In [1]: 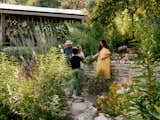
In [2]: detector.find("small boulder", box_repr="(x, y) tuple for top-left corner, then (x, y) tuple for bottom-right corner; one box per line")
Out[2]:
(94, 113), (113, 120)
(71, 102), (88, 115)
(75, 106), (97, 120)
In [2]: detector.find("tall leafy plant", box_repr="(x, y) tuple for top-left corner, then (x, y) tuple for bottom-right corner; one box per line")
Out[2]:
(0, 53), (20, 119)
(124, 16), (160, 120)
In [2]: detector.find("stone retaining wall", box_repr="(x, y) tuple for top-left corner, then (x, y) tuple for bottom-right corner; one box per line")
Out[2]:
(84, 53), (160, 84)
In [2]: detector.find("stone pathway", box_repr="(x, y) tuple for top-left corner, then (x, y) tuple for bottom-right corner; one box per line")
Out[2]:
(64, 88), (123, 120)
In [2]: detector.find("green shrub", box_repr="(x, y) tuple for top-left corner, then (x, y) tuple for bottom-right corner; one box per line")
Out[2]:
(68, 23), (106, 56)
(0, 53), (21, 119)
(97, 83), (130, 117)
(0, 47), (71, 119)
(86, 75), (112, 95)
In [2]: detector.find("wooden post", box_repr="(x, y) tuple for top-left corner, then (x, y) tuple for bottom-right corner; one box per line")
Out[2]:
(2, 14), (6, 47)
(0, 13), (2, 49)
(0, 13), (5, 49)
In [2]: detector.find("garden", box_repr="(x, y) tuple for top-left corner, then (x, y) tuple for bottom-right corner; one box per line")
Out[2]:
(1, 0), (160, 120)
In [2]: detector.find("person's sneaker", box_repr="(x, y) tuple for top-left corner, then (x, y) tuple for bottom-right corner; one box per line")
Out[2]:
(72, 94), (76, 98)
(72, 90), (77, 97)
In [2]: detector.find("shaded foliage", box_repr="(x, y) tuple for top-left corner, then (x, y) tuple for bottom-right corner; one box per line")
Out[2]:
(68, 23), (106, 56)
(36, 0), (60, 8)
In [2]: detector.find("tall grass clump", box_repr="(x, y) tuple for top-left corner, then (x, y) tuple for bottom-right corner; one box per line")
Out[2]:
(0, 47), (71, 119)
(3, 20), (69, 60)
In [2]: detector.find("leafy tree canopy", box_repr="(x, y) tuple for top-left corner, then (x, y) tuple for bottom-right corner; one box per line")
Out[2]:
(89, 0), (160, 57)
(15, 0), (60, 8)
(90, 0), (160, 26)
(36, 0), (60, 8)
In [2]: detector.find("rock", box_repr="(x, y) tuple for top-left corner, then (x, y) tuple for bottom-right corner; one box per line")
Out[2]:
(71, 102), (88, 115)
(98, 113), (106, 116)
(120, 60), (125, 64)
(111, 60), (117, 64)
(115, 115), (123, 120)
(94, 113), (114, 120)
(85, 101), (94, 107)
(94, 114), (113, 120)
(76, 112), (93, 120)
(75, 105), (97, 120)
(94, 116), (108, 120)
(86, 105), (97, 117)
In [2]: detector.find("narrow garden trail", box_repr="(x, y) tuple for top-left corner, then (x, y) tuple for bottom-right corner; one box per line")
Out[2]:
(65, 84), (122, 120)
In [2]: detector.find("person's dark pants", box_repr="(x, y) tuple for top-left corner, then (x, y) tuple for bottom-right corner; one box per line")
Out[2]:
(72, 69), (84, 96)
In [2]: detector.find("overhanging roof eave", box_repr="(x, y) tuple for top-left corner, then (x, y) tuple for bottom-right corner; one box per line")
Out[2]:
(0, 3), (86, 20)
(0, 10), (85, 20)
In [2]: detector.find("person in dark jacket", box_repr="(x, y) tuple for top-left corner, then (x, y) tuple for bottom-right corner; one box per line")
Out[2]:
(70, 48), (85, 96)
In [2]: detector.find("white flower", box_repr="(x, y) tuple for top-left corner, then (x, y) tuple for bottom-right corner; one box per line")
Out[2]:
(117, 87), (129, 94)
(100, 95), (105, 99)
(51, 95), (60, 105)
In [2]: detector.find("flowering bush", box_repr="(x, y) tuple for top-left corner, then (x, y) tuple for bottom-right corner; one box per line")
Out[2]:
(97, 83), (129, 117)
(0, 47), (71, 119)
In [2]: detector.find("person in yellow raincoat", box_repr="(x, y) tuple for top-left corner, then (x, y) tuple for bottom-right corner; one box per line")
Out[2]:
(92, 40), (111, 79)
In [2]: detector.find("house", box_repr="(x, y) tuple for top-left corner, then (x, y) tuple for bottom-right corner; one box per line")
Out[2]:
(0, 3), (86, 47)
